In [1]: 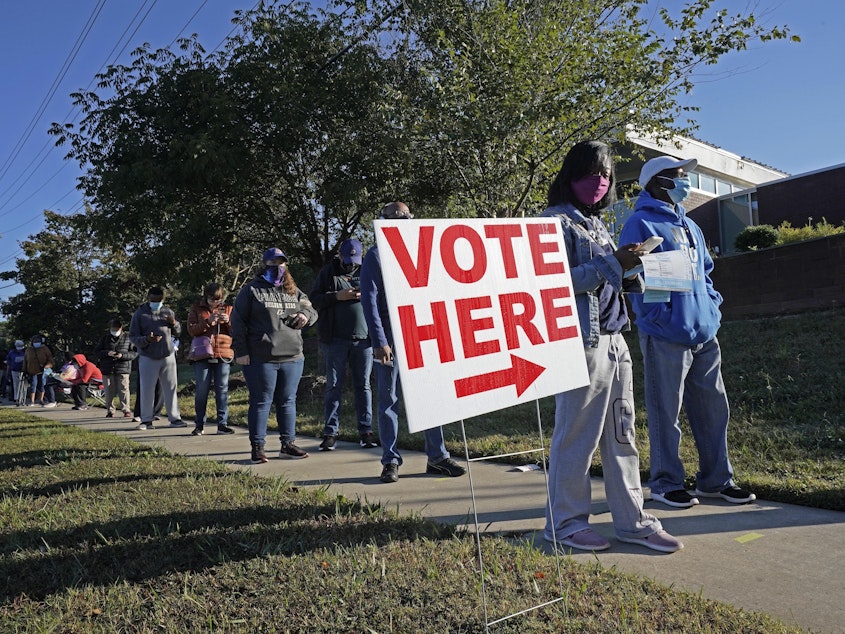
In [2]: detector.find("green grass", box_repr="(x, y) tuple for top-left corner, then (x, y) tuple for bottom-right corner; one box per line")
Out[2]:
(0, 413), (802, 633)
(179, 309), (845, 512)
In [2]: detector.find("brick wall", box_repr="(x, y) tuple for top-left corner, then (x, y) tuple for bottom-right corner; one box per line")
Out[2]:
(709, 233), (845, 319)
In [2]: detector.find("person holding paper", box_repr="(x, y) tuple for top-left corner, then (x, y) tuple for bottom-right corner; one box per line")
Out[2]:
(620, 156), (756, 509)
(540, 141), (682, 553)
(360, 202), (466, 484)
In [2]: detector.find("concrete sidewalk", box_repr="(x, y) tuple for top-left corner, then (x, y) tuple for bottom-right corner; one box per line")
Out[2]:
(10, 404), (844, 633)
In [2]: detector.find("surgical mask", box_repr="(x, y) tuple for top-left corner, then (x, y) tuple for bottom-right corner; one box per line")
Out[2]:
(263, 264), (286, 287)
(659, 176), (692, 204)
(110, 329), (121, 336)
(149, 301), (163, 312)
(33, 342), (42, 349)
(571, 174), (610, 206)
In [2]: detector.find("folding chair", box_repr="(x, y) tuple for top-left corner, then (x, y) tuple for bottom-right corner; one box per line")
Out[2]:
(86, 381), (106, 407)
(16, 373), (31, 407)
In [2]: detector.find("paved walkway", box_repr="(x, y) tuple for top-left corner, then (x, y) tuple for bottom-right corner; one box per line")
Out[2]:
(9, 404), (844, 633)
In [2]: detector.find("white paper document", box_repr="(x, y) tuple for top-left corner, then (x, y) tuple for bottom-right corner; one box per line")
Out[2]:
(640, 250), (693, 293)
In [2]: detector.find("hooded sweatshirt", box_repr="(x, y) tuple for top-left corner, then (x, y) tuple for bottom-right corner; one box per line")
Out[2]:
(619, 190), (723, 346)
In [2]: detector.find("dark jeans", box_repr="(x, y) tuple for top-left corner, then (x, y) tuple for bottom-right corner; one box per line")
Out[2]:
(322, 338), (373, 437)
(193, 360), (231, 428)
(242, 358), (304, 446)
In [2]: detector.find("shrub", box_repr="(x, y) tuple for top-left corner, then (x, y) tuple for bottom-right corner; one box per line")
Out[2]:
(734, 224), (778, 251)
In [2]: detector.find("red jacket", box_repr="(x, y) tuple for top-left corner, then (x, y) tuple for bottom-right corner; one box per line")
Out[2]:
(187, 300), (235, 361)
(70, 354), (102, 385)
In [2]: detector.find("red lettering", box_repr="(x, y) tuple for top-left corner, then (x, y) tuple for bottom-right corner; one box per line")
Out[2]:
(455, 296), (500, 359)
(498, 292), (544, 350)
(441, 224), (486, 283)
(398, 302), (455, 369)
(484, 224), (523, 279)
(527, 223), (566, 276)
(382, 225), (434, 288)
(540, 287), (578, 342)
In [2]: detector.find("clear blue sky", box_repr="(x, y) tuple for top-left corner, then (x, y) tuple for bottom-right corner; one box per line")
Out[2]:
(1, 1), (842, 307)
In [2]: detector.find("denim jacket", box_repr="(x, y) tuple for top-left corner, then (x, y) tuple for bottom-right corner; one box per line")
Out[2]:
(540, 203), (642, 347)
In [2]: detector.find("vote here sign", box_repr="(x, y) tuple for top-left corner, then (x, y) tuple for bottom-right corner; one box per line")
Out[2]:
(375, 217), (589, 432)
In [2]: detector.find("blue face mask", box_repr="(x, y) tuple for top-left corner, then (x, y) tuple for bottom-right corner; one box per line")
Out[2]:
(149, 301), (163, 312)
(659, 176), (692, 204)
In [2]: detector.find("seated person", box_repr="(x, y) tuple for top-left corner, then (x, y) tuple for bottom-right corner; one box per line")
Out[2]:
(45, 354), (103, 410)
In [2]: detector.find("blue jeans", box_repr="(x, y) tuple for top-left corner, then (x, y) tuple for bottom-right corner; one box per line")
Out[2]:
(375, 353), (448, 466)
(193, 360), (231, 428)
(242, 358), (304, 446)
(639, 334), (735, 495)
(322, 338), (373, 437)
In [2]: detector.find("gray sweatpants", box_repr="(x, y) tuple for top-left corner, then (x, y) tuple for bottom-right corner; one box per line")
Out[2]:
(544, 333), (661, 542)
(138, 354), (180, 424)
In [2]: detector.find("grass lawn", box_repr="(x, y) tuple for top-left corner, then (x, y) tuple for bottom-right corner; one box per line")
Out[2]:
(1, 309), (839, 631)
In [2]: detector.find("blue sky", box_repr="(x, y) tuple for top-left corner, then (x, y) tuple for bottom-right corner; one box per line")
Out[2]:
(1, 1), (843, 307)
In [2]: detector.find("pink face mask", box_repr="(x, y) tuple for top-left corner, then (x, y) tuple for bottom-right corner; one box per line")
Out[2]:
(571, 174), (610, 206)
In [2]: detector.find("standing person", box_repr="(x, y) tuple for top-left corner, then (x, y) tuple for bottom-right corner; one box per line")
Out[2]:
(187, 283), (235, 436)
(94, 319), (137, 418)
(540, 141), (682, 553)
(231, 248), (318, 464)
(23, 334), (53, 406)
(619, 155), (756, 508)
(6, 340), (26, 404)
(360, 202), (466, 484)
(310, 238), (377, 451)
(128, 286), (186, 430)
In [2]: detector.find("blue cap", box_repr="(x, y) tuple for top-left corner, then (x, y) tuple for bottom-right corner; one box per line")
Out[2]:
(339, 238), (363, 265)
(262, 247), (287, 263)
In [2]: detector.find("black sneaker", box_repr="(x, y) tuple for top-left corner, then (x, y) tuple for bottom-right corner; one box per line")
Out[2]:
(695, 486), (757, 504)
(359, 432), (379, 448)
(652, 490), (700, 508)
(251, 443), (268, 464)
(217, 425), (235, 435)
(426, 458), (466, 477)
(319, 435), (337, 451)
(191, 426), (204, 436)
(380, 462), (399, 483)
(279, 442), (309, 459)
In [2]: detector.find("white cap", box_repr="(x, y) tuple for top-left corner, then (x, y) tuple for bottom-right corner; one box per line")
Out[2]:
(639, 156), (698, 188)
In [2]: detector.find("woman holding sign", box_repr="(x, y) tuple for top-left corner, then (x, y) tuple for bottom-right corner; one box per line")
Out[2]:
(539, 140), (682, 553)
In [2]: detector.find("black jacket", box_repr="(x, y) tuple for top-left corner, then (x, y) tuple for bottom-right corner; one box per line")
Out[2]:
(93, 332), (138, 374)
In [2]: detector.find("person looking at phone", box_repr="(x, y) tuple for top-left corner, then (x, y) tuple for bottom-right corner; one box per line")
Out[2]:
(538, 141), (682, 553)
(230, 248), (318, 464)
(310, 238), (377, 451)
(187, 283), (235, 436)
(129, 286), (186, 430)
(619, 155), (756, 509)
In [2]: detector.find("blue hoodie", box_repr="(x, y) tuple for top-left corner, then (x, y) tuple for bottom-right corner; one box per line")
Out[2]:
(619, 190), (723, 346)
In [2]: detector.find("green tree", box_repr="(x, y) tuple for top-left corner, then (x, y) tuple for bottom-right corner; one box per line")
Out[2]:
(344, 0), (794, 217)
(0, 211), (143, 356)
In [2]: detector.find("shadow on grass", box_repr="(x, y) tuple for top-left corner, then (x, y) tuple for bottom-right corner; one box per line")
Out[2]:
(0, 500), (455, 602)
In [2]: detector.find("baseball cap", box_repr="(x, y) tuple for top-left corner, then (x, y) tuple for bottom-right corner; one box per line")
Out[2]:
(262, 247), (287, 263)
(339, 238), (363, 265)
(639, 156), (698, 188)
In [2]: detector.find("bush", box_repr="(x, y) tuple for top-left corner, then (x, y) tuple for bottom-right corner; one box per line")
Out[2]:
(734, 224), (778, 251)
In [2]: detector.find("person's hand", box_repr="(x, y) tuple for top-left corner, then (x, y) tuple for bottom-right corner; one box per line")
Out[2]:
(236, 355), (250, 366)
(338, 288), (360, 301)
(374, 345), (393, 365)
(613, 244), (641, 272)
(288, 313), (308, 329)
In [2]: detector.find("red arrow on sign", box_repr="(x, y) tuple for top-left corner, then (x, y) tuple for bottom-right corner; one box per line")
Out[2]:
(454, 354), (546, 398)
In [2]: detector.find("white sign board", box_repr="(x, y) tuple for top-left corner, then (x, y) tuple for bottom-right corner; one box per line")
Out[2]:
(374, 217), (589, 432)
